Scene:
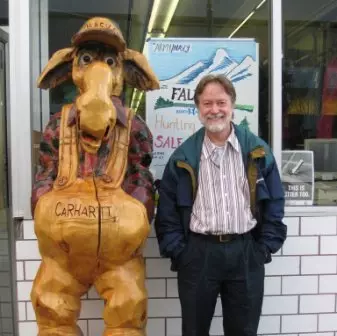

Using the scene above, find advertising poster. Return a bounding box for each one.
[281,150,314,206]
[146,37,259,180]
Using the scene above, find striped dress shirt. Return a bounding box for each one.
[190,128,256,235]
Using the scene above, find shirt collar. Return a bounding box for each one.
[202,125,240,159]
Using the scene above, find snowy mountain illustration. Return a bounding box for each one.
[161,48,255,84]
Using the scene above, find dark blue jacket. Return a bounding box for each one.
[155,124,287,271]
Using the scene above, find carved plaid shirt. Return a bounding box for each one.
[31,98,155,222]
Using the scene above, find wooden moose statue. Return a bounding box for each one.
[30,17,159,336]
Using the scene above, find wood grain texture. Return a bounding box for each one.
[31,16,159,336]
[32,105,150,336]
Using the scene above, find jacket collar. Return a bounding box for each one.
[177,123,267,174]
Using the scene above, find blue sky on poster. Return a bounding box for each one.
[148,38,257,81]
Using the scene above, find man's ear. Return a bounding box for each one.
[122,49,160,91]
[37,48,75,90]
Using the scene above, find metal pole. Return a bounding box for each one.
[270,0,283,169]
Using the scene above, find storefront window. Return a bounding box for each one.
[31,0,270,178]
[136,0,270,143]
[283,0,337,206]
[30,0,153,176]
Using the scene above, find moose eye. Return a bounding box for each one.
[105,56,115,67]
[79,53,93,65]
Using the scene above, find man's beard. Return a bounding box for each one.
[198,113,230,133]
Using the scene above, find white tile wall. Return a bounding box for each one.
[17,302,26,321]
[320,275,337,293]
[282,275,318,294]
[15,216,337,335]
[300,295,335,313]
[282,236,319,255]
[16,261,24,281]
[146,279,166,298]
[319,314,337,332]
[282,315,318,333]
[283,217,300,236]
[264,276,282,295]
[299,333,334,336]
[321,236,337,255]
[266,256,300,275]
[262,296,298,315]
[301,256,337,275]
[301,217,337,236]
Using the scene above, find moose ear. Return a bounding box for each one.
[122,49,160,91]
[37,48,75,90]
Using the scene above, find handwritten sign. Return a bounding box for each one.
[153,42,192,53]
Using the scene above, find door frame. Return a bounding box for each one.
[0,27,19,336]
[0,29,10,208]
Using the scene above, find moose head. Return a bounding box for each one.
[37,17,159,153]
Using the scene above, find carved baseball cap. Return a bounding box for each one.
[71,17,126,52]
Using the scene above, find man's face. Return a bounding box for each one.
[197,82,233,133]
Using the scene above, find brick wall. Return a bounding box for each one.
[16,216,337,336]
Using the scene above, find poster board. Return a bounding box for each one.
[281,150,314,206]
[146,37,259,180]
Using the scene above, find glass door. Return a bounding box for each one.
[0,28,16,336]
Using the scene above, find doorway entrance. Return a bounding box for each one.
[0,28,16,336]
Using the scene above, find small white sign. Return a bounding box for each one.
[281,150,314,206]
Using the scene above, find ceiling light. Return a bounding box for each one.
[162,0,180,34]
[229,0,266,38]
[229,11,255,38]
[131,0,180,112]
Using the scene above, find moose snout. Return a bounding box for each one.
[78,96,115,139]
[76,62,117,140]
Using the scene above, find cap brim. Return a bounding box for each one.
[71,30,126,52]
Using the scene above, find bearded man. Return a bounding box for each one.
[155,74,287,336]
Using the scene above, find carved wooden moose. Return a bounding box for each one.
[31,17,159,336]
